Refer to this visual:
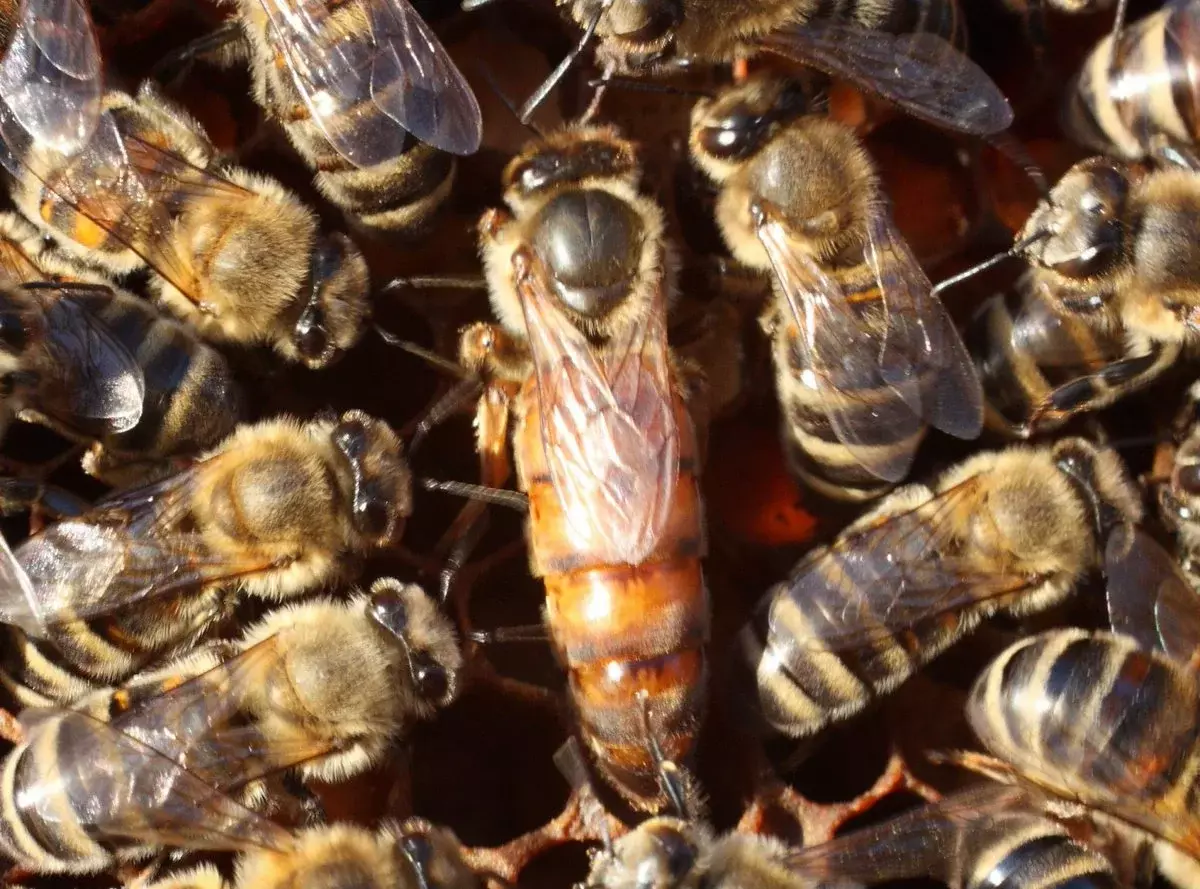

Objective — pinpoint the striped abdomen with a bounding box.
[0,588,231,708]
[968,630,1200,859]
[957,810,1118,889]
[515,381,709,810]
[86,291,243,459]
[966,280,1170,436]
[1065,1,1200,159]
[736,518,981,738]
[248,4,454,235]
[774,259,925,502]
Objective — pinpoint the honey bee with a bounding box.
[963,525,1200,888]
[690,73,983,501]
[1064,0,1200,165]
[0,410,411,708]
[0,0,102,163]
[501,0,1009,136]
[464,124,708,811]
[140,820,479,889]
[0,215,244,484]
[735,437,1141,739]
[586,784,1120,889]
[198,0,483,235]
[71,578,461,810]
[3,83,370,368]
[952,156,1200,437]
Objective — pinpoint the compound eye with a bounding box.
[333,417,368,459]
[353,484,392,538]
[412,652,450,702]
[531,190,644,317]
[294,305,329,362]
[697,109,766,161]
[368,583,409,638]
[647,826,696,882]
[613,0,681,42]
[1177,463,1200,496]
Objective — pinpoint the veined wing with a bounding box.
[757,201,922,483]
[762,20,1012,135]
[258,0,481,163]
[514,247,679,565]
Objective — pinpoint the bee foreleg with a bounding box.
[280,772,327,827]
[1023,347,1171,435]
[1147,135,1200,172]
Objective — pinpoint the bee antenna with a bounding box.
[1104,0,1130,81]
[986,132,1048,197]
[517,0,616,125]
[930,230,1049,298]
[475,62,546,139]
[420,477,529,512]
[585,77,714,100]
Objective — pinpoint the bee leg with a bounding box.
[0,478,89,526]
[1023,346,1173,436]
[280,772,327,827]
[1147,134,1200,172]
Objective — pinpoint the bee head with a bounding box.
[289,234,370,369]
[331,411,412,545]
[366,579,462,711]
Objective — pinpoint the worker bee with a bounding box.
[465,124,708,811]
[963,525,1200,889]
[0,410,411,708]
[690,73,983,501]
[587,783,1120,889]
[139,820,479,889]
[69,578,461,812]
[0,215,244,484]
[951,156,1200,437]
[736,437,1141,739]
[0,0,102,163]
[493,0,1008,136]
[179,0,483,235]
[1064,0,1200,165]
[3,84,370,368]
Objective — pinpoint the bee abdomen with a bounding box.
[969,631,1200,806]
[961,814,1118,889]
[1066,3,1200,159]
[735,573,976,737]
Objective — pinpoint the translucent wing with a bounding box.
[1104,525,1200,669]
[113,635,353,789]
[514,248,679,565]
[784,783,1039,887]
[757,205,922,483]
[762,20,1013,136]
[0,0,101,162]
[864,212,983,439]
[19,111,252,309]
[33,285,145,433]
[17,710,292,853]
[0,466,281,637]
[258,0,481,164]
[760,473,1042,671]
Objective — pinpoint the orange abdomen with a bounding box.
[515,384,709,810]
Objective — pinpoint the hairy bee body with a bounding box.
[470,126,709,810]
[0,412,411,708]
[738,439,1141,739]
[228,0,456,235]
[143,821,479,889]
[0,216,244,482]
[969,629,1200,887]
[6,84,369,368]
[1159,381,1200,589]
[1065,1,1200,161]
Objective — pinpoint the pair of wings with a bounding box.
[757,202,984,484]
[760,17,1013,137]
[513,248,681,566]
[0,0,101,166]
[0,460,283,639]
[14,284,146,435]
[14,631,352,854]
[256,0,481,163]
